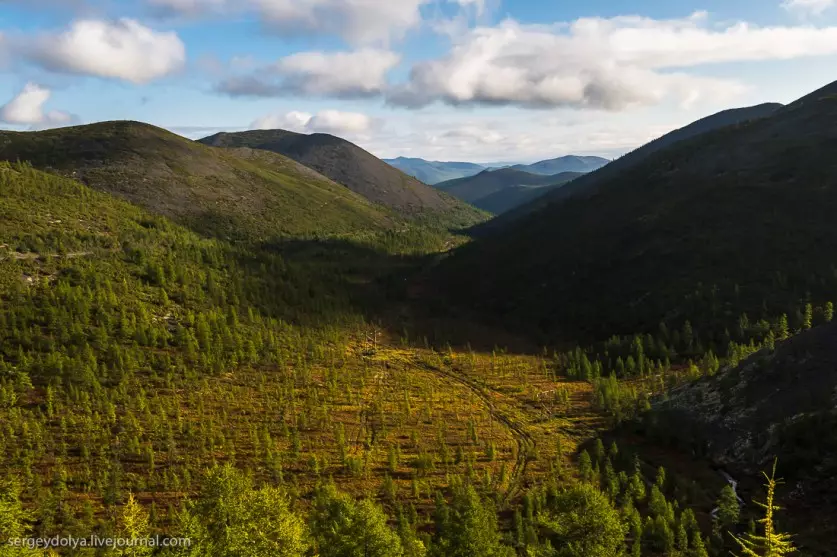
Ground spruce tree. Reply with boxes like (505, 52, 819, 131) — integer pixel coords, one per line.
(717, 484, 740, 528)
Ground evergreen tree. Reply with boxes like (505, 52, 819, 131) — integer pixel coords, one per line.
(717, 484, 740, 529)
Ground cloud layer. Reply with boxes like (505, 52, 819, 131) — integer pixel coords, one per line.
(783, 0, 836, 15)
(0, 83, 74, 128)
(217, 49, 400, 98)
(387, 14, 837, 110)
(251, 109, 377, 135)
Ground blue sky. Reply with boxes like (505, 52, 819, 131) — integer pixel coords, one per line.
(2, 0, 837, 162)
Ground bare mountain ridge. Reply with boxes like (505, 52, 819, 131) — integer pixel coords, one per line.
(199, 129, 477, 217)
(0, 121, 395, 241)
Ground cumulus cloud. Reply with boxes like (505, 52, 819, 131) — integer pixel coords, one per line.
(216, 49, 400, 98)
(251, 109, 377, 135)
(782, 0, 835, 15)
(20, 19, 185, 84)
(388, 14, 837, 110)
(0, 83, 74, 128)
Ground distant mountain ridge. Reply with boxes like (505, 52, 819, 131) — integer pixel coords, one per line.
(384, 155, 608, 185)
(383, 157, 486, 185)
(436, 168, 583, 214)
(509, 155, 609, 175)
(199, 130, 483, 227)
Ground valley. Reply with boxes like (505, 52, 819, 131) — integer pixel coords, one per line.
(2, 80, 837, 557)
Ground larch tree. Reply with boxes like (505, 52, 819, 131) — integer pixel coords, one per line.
(731, 460, 795, 557)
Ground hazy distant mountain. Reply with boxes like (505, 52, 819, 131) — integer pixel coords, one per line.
(436, 168, 583, 213)
(508, 156, 610, 175)
(384, 157, 486, 185)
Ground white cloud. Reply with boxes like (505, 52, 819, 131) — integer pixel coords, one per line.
(149, 0, 430, 45)
(251, 110, 314, 132)
(0, 83, 74, 128)
(250, 109, 377, 135)
(782, 0, 835, 15)
(389, 14, 837, 110)
(23, 19, 185, 84)
(217, 49, 399, 98)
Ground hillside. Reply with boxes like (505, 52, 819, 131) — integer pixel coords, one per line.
(473, 182, 572, 214)
(509, 155, 609, 175)
(383, 156, 486, 185)
(0, 161, 647, 557)
(477, 102, 783, 234)
(432, 82, 837, 342)
(198, 129, 485, 226)
(436, 168, 582, 214)
(0, 121, 395, 242)
(641, 321, 837, 552)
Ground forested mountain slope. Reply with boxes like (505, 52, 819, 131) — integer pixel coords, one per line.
(199, 129, 486, 227)
(432, 82, 837, 343)
(640, 320, 837, 552)
(0, 121, 395, 242)
(476, 102, 783, 234)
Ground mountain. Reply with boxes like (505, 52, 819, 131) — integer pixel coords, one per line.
(508, 155, 610, 175)
(473, 183, 568, 215)
(645, 322, 837, 552)
(198, 130, 485, 226)
(435, 168, 582, 213)
(0, 121, 395, 242)
(432, 83, 836, 342)
(383, 157, 486, 185)
(476, 102, 783, 234)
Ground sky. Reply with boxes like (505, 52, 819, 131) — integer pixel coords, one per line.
(1, 0, 837, 163)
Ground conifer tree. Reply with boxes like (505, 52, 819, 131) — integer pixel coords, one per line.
(731, 461, 795, 557)
(717, 484, 740, 528)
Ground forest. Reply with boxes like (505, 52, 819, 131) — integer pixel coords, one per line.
(0, 154, 820, 557)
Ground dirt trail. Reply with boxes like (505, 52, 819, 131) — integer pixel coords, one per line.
(409, 355, 536, 502)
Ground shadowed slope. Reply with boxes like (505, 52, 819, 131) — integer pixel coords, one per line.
(433, 83, 837, 342)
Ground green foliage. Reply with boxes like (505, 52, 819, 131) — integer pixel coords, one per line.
(538, 482, 626, 557)
(310, 483, 404, 557)
(731, 461, 796, 557)
(432, 483, 510, 557)
(173, 465, 308, 557)
(717, 484, 741, 528)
